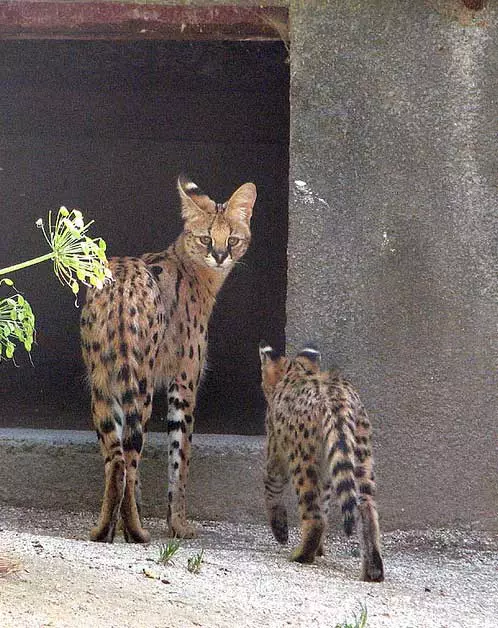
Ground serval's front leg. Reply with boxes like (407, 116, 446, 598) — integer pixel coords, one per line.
(316, 479, 332, 556)
(91, 391, 126, 543)
(166, 376, 197, 538)
(354, 404, 384, 582)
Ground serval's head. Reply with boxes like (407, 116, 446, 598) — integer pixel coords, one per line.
(178, 175, 256, 271)
(258, 342, 322, 401)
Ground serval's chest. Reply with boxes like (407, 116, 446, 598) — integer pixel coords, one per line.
(149, 259, 214, 389)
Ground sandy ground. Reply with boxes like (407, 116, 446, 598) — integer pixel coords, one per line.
(0, 506, 497, 628)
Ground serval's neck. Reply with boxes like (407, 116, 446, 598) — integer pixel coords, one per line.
(150, 234, 231, 317)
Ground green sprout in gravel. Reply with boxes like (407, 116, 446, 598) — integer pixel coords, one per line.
(158, 539, 181, 565)
(0, 279, 35, 361)
(187, 549, 204, 574)
(0, 206, 111, 361)
(335, 605, 368, 628)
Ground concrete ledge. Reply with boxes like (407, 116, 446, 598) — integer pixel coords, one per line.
(2, 428, 495, 532)
(0, 428, 264, 454)
(0, 428, 269, 527)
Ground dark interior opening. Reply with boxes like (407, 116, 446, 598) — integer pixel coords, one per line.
(0, 40, 289, 434)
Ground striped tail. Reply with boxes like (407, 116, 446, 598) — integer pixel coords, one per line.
(326, 410, 358, 536)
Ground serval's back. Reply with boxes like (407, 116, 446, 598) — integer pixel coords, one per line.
(259, 343, 384, 581)
(81, 176, 256, 542)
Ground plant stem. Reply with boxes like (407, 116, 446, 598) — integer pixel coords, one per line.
(0, 252, 55, 276)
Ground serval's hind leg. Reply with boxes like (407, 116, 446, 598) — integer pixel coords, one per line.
(290, 459, 324, 564)
(121, 425, 150, 543)
(120, 387, 153, 543)
(91, 392, 126, 543)
(264, 431, 290, 545)
(354, 405, 384, 582)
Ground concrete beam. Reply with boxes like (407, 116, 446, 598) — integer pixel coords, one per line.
(0, 2, 288, 40)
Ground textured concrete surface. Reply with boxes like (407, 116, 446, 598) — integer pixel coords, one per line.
(287, 0, 497, 530)
(0, 427, 495, 532)
(1, 511, 497, 628)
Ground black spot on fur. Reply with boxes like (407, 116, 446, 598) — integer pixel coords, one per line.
(124, 430, 143, 453)
(333, 460, 355, 476)
(127, 412, 140, 427)
(306, 467, 318, 482)
(117, 364, 130, 383)
(100, 418, 115, 434)
(336, 478, 356, 496)
(150, 265, 163, 278)
(122, 389, 135, 404)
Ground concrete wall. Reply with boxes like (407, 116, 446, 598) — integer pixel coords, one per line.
(287, 0, 497, 530)
(1, 0, 496, 531)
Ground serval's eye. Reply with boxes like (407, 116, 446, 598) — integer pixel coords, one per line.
(227, 236, 240, 247)
(199, 236, 212, 246)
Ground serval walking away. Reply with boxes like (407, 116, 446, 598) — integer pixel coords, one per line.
(259, 343, 384, 581)
(81, 176, 256, 542)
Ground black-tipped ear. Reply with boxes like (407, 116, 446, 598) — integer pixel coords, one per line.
(177, 174, 214, 219)
(259, 341, 273, 363)
(297, 345, 321, 366)
(259, 341, 282, 364)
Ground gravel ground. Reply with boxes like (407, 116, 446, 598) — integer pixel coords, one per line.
(0, 506, 497, 628)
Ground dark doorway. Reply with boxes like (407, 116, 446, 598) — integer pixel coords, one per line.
(0, 40, 289, 434)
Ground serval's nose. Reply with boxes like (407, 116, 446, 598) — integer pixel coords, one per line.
(212, 249, 229, 265)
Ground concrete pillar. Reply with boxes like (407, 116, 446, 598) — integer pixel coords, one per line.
(287, 0, 497, 529)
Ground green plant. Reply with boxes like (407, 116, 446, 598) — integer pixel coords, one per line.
(0, 206, 111, 361)
(0, 279, 35, 360)
(335, 604, 368, 628)
(158, 539, 181, 565)
(187, 549, 204, 574)
(0, 207, 111, 294)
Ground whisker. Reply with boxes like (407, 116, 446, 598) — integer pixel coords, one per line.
(233, 259, 249, 268)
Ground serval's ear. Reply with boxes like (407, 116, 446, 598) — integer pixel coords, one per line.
(296, 345, 321, 373)
(259, 341, 286, 389)
(225, 182, 257, 224)
(177, 174, 215, 220)
(259, 341, 278, 365)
